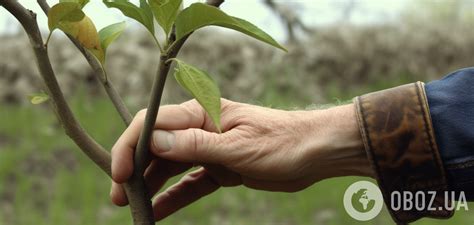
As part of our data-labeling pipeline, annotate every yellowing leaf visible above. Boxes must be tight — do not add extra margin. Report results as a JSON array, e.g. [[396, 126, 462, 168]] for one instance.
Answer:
[[48, 2, 85, 31], [76, 16, 101, 50], [173, 59, 221, 132], [58, 16, 104, 63], [48, 2, 103, 63]]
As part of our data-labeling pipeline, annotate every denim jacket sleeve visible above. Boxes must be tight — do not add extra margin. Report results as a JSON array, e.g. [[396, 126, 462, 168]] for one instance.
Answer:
[[425, 67, 474, 200], [352, 67, 474, 224]]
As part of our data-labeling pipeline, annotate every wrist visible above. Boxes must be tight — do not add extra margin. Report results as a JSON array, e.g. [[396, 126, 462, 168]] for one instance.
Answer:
[[301, 104, 374, 180]]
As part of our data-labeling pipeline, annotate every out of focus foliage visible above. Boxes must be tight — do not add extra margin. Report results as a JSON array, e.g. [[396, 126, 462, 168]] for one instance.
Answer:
[[1, 1, 474, 225], [0, 0, 473, 107]]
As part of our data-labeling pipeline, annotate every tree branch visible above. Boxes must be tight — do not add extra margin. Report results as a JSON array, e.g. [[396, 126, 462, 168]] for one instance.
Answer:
[[1, 1, 225, 225], [37, 0, 133, 126], [264, 0, 313, 43], [127, 0, 226, 224], [133, 0, 225, 182], [0, 0, 112, 176]]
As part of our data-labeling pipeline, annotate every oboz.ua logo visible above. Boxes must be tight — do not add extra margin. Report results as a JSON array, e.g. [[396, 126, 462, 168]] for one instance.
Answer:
[[343, 181, 384, 221], [343, 181, 469, 221]]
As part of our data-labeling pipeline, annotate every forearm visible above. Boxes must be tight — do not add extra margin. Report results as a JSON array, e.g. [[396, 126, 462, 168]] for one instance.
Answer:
[[302, 104, 373, 181]]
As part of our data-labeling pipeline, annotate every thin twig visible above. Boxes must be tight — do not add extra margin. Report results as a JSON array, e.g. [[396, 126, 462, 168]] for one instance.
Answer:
[[1, 1, 225, 225], [37, 0, 133, 126], [133, 0, 225, 180], [0, 0, 112, 176], [128, 1, 225, 224], [1, 1, 152, 224], [264, 0, 313, 43]]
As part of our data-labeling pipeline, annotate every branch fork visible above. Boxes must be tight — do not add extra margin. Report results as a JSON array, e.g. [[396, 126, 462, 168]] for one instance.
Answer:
[[0, 0, 224, 224]]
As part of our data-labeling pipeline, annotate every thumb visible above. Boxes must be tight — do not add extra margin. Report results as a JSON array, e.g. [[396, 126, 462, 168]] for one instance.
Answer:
[[150, 129, 228, 164]]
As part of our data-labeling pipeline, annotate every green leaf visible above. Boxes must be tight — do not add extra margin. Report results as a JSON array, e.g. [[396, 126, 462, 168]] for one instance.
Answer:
[[175, 3, 286, 51], [173, 59, 221, 132], [60, 0, 90, 8], [103, 0, 154, 34], [48, 2, 85, 31], [140, 0, 154, 27], [99, 21, 126, 55], [28, 93, 50, 105], [148, 0, 183, 35]]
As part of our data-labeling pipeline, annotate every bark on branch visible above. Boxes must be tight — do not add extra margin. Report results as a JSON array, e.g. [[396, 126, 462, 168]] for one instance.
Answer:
[[128, 0, 225, 224], [133, 0, 225, 181], [0, 0, 112, 176], [37, 0, 133, 126], [264, 0, 313, 43], [1, 0, 224, 224]]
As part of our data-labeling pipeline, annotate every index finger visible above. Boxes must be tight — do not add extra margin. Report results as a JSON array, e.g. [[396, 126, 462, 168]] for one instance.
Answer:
[[111, 102, 205, 183]]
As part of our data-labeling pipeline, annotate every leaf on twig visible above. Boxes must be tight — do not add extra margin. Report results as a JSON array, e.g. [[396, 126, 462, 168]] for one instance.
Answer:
[[48, 3, 104, 63], [59, 16, 104, 63], [99, 21, 126, 63], [172, 59, 222, 132], [48, 2, 85, 31], [148, 0, 183, 35], [175, 3, 286, 51], [103, 0, 155, 34], [59, 0, 90, 8]]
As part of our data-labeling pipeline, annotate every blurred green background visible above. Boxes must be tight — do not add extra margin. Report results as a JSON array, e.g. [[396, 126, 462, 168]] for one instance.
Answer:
[[1, 0, 474, 224]]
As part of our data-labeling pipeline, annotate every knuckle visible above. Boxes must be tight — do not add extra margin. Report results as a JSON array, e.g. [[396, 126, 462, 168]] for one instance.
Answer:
[[189, 129, 218, 161], [181, 99, 199, 109], [180, 104, 202, 128], [181, 100, 206, 126], [190, 129, 206, 157]]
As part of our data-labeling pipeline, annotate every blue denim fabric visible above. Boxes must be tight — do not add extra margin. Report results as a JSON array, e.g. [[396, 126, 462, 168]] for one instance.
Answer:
[[425, 67, 474, 199]]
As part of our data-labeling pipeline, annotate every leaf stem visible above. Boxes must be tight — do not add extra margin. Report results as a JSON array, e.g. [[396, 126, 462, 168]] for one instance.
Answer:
[[152, 35, 164, 53], [45, 31, 52, 47]]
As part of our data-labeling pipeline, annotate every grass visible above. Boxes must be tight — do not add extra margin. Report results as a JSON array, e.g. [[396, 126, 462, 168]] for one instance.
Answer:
[[0, 89, 473, 225]]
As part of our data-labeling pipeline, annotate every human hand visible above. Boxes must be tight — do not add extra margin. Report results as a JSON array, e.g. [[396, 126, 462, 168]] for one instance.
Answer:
[[110, 99, 372, 221]]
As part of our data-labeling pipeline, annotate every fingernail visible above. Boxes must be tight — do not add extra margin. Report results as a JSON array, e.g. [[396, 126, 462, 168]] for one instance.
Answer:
[[152, 130, 175, 152]]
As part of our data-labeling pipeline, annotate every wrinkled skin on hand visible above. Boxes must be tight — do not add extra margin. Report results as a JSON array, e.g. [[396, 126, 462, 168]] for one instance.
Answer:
[[110, 99, 370, 221]]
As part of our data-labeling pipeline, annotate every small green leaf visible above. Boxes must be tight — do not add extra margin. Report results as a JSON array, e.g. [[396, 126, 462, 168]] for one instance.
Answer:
[[103, 0, 154, 34], [175, 3, 286, 51], [28, 93, 50, 105], [99, 21, 126, 54], [148, 0, 183, 35], [173, 59, 221, 132], [60, 0, 90, 8], [48, 2, 85, 31]]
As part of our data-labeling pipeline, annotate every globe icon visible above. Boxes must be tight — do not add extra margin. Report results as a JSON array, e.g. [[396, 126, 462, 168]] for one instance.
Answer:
[[351, 188, 376, 213]]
